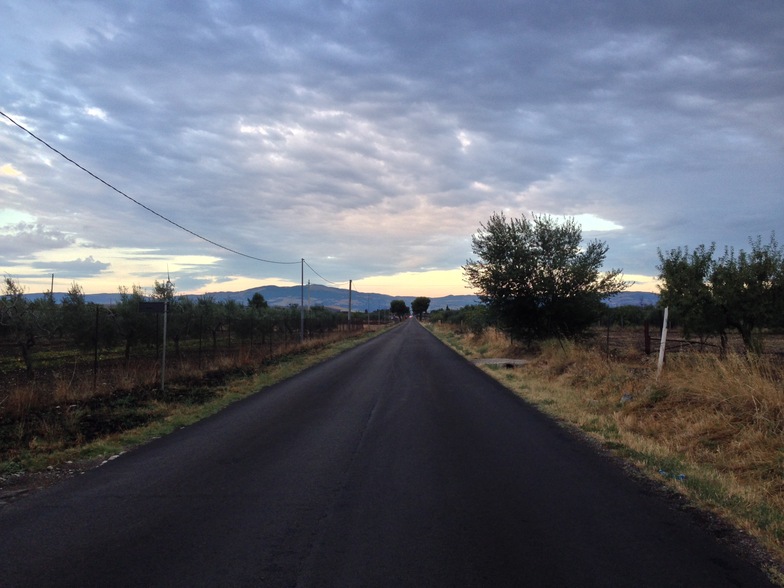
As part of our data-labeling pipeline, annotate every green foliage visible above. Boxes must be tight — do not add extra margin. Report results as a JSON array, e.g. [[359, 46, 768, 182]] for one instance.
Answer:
[[61, 282, 95, 350], [605, 304, 659, 327], [0, 276, 375, 397], [429, 304, 490, 335], [0, 277, 59, 377], [113, 285, 153, 359], [152, 278, 175, 301], [657, 244, 723, 344], [461, 305, 489, 336], [658, 234, 784, 352], [248, 292, 268, 309], [463, 212, 628, 342], [411, 296, 431, 319], [390, 299, 410, 319]]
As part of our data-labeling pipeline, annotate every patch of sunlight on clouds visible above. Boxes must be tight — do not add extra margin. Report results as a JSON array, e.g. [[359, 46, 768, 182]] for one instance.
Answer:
[[14, 247, 225, 294], [84, 106, 108, 121], [311, 109, 346, 119], [239, 123, 269, 135], [457, 130, 471, 152], [103, 252, 223, 284], [239, 120, 305, 139], [0, 164, 24, 178], [624, 274, 660, 293], [571, 213, 623, 232], [0, 209, 35, 226], [354, 268, 474, 298], [471, 181, 492, 192]]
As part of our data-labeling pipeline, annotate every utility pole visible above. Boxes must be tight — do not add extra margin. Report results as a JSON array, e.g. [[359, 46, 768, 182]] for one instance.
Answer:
[[300, 258, 305, 342], [348, 279, 352, 326], [161, 301, 168, 392], [162, 271, 172, 393]]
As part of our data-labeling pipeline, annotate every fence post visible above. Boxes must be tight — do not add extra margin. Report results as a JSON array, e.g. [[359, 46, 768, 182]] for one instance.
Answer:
[[161, 301, 168, 393], [93, 304, 100, 393], [656, 307, 669, 380]]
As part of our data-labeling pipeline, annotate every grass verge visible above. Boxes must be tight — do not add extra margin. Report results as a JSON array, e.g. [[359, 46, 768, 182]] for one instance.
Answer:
[[428, 323, 784, 585]]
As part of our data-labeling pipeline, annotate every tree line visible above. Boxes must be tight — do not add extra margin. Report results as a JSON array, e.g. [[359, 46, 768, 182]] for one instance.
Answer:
[[0, 277, 360, 379], [458, 212, 783, 353], [657, 236, 784, 353], [388, 297, 431, 320]]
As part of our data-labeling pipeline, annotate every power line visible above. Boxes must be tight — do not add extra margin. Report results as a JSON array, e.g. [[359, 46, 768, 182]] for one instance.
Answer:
[[0, 109, 300, 266], [304, 260, 348, 286]]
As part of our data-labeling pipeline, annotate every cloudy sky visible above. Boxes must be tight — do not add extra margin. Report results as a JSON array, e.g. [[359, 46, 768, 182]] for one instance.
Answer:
[[1, 1, 782, 298]]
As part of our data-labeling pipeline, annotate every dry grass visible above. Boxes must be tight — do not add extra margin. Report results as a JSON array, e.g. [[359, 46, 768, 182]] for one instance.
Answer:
[[0, 328, 388, 478], [430, 323, 784, 582], [1, 330, 361, 419]]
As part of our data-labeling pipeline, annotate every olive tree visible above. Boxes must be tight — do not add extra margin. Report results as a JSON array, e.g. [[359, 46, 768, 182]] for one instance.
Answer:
[[112, 285, 152, 360], [658, 234, 784, 353], [463, 212, 628, 342], [411, 297, 431, 320], [390, 299, 410, 320], [0, 277, 37, 377], [61, 281, 94, 350]]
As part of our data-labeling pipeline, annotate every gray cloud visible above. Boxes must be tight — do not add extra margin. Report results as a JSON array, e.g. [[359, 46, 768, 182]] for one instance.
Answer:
[[31, 255, 110, 277], [1, 0, 782, 294], [0, 223, 76, 259]]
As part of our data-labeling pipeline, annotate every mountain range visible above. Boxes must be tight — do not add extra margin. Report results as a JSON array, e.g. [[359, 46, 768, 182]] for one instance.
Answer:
[[26, 284, 659, 311]]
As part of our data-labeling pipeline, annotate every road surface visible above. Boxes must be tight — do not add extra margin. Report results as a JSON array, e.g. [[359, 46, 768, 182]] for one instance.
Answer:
[[0, 319, 773, 586]]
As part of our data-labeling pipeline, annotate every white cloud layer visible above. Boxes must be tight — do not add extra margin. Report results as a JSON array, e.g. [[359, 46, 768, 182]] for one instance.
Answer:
[[1, 1, 782, 297]]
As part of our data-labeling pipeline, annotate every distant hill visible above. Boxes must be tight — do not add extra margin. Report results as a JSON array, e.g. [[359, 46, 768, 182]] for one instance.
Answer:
[[25, 284, 479, 312], [24, 286, 654, 310], [604, 291, 659, 308], [203, 284, 481, 312]]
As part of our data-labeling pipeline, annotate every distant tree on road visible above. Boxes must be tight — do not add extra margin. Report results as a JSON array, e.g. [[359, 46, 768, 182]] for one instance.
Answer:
[[390, 299, 410, 320], [411, 297, 431, 320]]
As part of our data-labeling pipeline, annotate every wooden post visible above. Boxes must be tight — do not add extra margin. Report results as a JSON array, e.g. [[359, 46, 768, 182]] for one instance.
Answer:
[[93, 304, 99, 393], [161, 301, 168, 393], [656, 307, 669, 380], [300, 258, 304, 343]]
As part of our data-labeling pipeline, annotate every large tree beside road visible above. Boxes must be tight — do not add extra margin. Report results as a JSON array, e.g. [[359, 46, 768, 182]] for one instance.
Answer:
[[463, 212, 628, 342]]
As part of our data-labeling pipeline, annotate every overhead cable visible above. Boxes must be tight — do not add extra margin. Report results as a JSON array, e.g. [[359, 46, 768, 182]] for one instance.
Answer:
[[304, 259, 348, 286], [0, 109, 300, 265]]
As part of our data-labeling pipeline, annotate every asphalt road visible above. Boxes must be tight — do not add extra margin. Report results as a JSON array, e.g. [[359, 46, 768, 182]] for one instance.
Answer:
[[0, 319, 773, 587]]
